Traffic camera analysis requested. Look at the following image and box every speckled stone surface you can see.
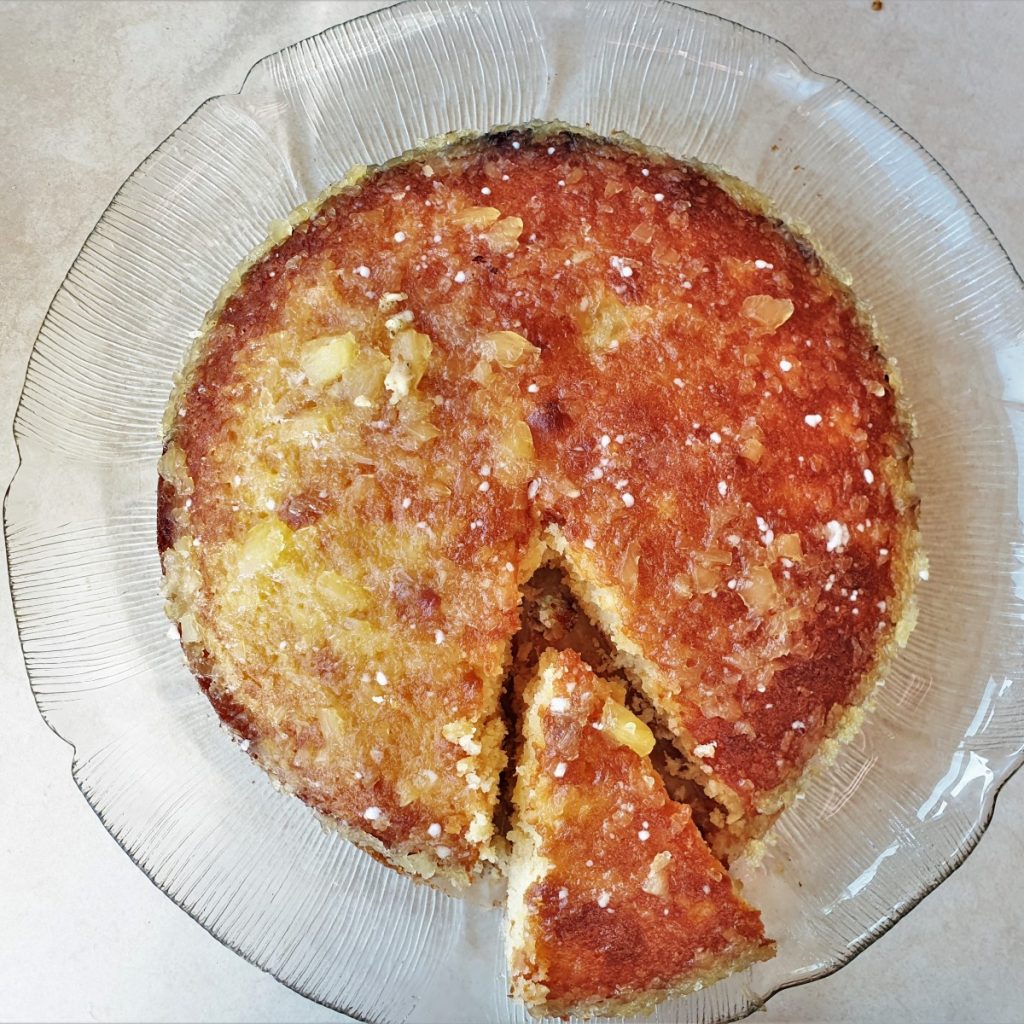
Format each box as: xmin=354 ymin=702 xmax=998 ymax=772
xmin=1 ymin=2 xmax=1021 ymax=1021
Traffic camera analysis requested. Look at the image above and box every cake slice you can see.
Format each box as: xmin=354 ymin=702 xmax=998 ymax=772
xmin=507 ymin=649 xmax=775 ymax=1018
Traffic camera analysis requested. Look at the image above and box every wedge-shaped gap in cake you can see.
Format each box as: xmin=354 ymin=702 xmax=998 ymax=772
xmin=507 ymin=551 xmax=761 ymax=863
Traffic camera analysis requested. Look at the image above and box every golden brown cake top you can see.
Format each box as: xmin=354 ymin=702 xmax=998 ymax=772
xmin=160 ymin=123 xmax=916 ymax=879
xmin=508 ymin=649 xmax=774 ymax=1017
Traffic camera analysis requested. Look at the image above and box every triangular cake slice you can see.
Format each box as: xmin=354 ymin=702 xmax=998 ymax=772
xmin=508 ymin=648 xmax=774 ymax=1018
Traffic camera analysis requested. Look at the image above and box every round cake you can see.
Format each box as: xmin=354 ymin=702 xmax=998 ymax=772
xmin=158 ymin=124 xmax=919 ymax=892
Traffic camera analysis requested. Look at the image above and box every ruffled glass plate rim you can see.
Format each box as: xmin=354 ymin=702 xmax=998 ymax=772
xmin=5 ymin=1 xmax=1024 ymax=1021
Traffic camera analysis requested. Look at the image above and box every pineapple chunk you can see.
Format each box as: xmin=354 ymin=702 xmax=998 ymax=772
xmin=740 ymin=435 xmax=765 ymax=463
xmin=740 ymin=565 xmax=779 ymax=614
xmin=471 ymin=358 xmax=493 ymax=385
xmin=485 ymin=215 xmax=524 ymax=252
xmin=741 ymin=295 xmax=794 ymax=332
xmin=452 ymin=205 xmax=501 ymax=228
xmin=600 ymin=698 xmax=655 ymax=757
xmin=774 ymin=533 xmax=803 ymax=561
xmin=579 ymin=292 xmax=653 ymax=355
xmin=318 ymin=705 xmax=348 ymax=746
xmin=301 ymin=332 xmax=358 ymax=386
xmin=340 ymin=348 xmax=390 ymax=405
xmin=314 ymin=570 xmax=371 ymax=615
xmin=641 ymin=851 xmax=673 ymax=897
xmin=502 ymin=419 xmax=535 ymax=462
xmin=691 ymin=562 xmax=721 ymax=594
xmin=237 ymin=520 xmax=287 ymax=577
xmin=480 ymin=330 xmax=539 ymax=367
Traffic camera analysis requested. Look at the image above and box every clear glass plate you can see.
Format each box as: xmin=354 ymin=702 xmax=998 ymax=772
xmin=6 ymin=1 xmax=1024 ymax=1021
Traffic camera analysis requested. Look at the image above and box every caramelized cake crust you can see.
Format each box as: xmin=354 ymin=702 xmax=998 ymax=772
xmin=160 ymin=123 xmax=917 ymax=883
xmin=508 ymin=649 xmax=774 ymax=1018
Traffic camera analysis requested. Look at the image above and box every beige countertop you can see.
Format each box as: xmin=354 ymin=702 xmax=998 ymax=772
xmin=1 ymin=2 xmax=1022 ymax=1021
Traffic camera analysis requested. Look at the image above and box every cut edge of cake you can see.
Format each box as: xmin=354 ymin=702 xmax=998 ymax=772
xmin=546 ymin=522 xmax=923 ymax=863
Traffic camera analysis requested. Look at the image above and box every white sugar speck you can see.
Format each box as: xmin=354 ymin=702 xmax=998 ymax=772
xmin=354 ymin=265 xmax=370 ymax=278
xmin=824 ymin=520 xmax=850 ymax=552
xmin=393 ymin=231 xmax=406 ymax=243
xmin=654 ymin=193 xmax=664 ymax=202
xmin=597 ymin=891 xmax=611 ymax=908
xmin=754 ymin=259 xmax=774 ymax=269
xmin=527 ymin=382 xmax=539 ymax=393
xmin=717 ymin=480 xmax=728 ymax=497
xmin=709 ymin=431 xmax=722 ymax=444
xmin=481 ymin=186 xmax=491 ymax=195
xmin=428 ymin=822 xmax=442 ymax=838
xmin=454 ymin=270 xmax=467 ymax=283
xmin=434 ymin=629 xmax=445 ymax=645
xmin=638 ymin=829 xmax=650 ymax=841
xmin=584 ymin=538 xmax=596 ymax=549
xmin=779 ymin=359 xmax=793 ymax=372
xmin=401 ymin=496 xmax=412 ymax=509
xmin=621 ymin=492 xmax=635 ymax=507
xmin=549 ymin=697 xmax=570 ymax=713
xmin=804 ymin=413 xmax=822 ymax=427
xmin=864 ymin=468 xmax=875 ymax=484
xmin=792 ymin=720 xmax=806 ymax=730
xmin=478 ymin=480 xmax=490 ymax=493
xmin=363 ymin=806 xmax=382 ymax=821
xmin=553 ymin=762 xmax=567 ymax=778
xmin=375 ymin=670 xmax=388 ymax=686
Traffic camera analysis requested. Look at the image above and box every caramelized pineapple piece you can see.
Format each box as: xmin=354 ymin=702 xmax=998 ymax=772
xmin=301 ymin=332 xmax=358 ymax=385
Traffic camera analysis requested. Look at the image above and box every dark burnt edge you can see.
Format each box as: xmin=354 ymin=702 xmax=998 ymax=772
xmin=2 ymin=0 xmax=1021 ymax=1021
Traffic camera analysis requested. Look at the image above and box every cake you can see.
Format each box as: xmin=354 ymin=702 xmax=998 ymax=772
xmin=508 ymin=648 xmax=775 ymax=1017
xmin=158 ymin=121 xmax=918 ymax=1007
